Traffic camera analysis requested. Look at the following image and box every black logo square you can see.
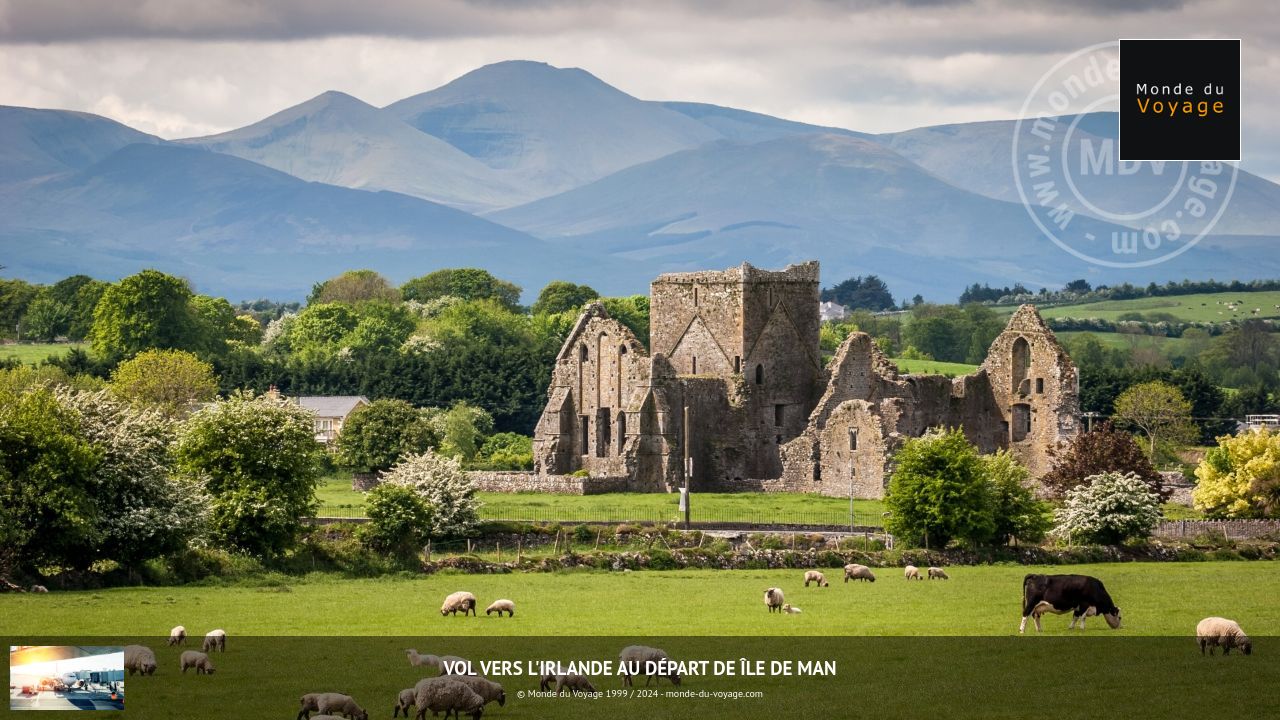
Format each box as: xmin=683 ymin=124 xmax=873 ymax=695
xmin=1120 ymin=39 xmax=1240 ymax=161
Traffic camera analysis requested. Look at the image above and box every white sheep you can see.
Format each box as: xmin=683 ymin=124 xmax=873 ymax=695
xmin=297 ymin=692 xmax=369 ymax=720
xmin=30 ymin=585 xmax=48 ymax=593
xmin=123 ymin=645 xmax=157 ymax=676
xmin=406 ymin=649 xmax=442 ymax=670
xmin=393 ymin=688 xmax=416 ymax=718
xmin=843 ymin=564 xmax=876 ymax=583
xmin=904 ymin=565 xmax=923 ymax=581
xmin=782 ymin=604 xmax=802 ymax=614
xmin=413 ymin=678 xmax=486 ymax=720
xmin=203 ymin=629 xmax=227 ymax=653
xmin=803 ymin=571 xmax=829 ymax=587
xmin=441 ymin=591 xmax=478 ymax=617
xmin=539 ymin=663 xmax=570 ymax=691
xmin=485 ymin=599 xmax=515 ymax=617
xmin=555 ymin=674 xmax=597 ymax=696
xmin=442 ymin=674 xmax=506 ymax=707
xmin=764 ymin=587 xmax=785 ymax=613
xmin=168 ymin=625 xmax=187 ymax=646
xmin=928 ymin=567 xmax=949 ymax=580
xmin=1196 ymin=617 xmax=1253 ymax=656
xmin=619 ymin=645 xmax=681 ymax=686
xmin=179 ymin=650 xmax=215 ymax=675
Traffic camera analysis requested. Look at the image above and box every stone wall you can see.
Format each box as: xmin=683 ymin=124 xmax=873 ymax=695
xmin=1154 ymin=519 xmax=1280 ymax=540
xmin=466 ymin=471 xmax=629 ymax=495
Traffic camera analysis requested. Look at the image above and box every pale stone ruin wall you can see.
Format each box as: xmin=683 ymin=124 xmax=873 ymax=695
xmin=531 ymin=262 xmax=1079 ymax=499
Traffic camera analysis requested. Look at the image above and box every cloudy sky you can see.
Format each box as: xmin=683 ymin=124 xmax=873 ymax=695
xmin=2 ymin=0 xmax=1277 ymax=178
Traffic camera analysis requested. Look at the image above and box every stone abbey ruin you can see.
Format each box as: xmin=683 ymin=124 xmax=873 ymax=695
xmin=531 ymin=262 xmax=1079 ymax=498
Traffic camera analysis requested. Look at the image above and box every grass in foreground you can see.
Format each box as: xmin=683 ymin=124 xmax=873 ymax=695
xmin=3 ymin=562 xmax=1274 ymax=637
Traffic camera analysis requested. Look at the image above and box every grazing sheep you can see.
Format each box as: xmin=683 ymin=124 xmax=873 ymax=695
xmin=619 ymin=645 xmax=681 ymax=687
xmin=123 ymin=645 xmax=157 ymax=676
xmin=393 ymin=688 xmax=417 ymax=718
xmin=168 ymin=625 xmax=187 ymax=646
xmin=413 ymin=678 xmax=486 ymax=720
xmin=782 ymin=604 xmax=802 ymax=614
xmin=485 ymin=599 xmax=515 ymax=617
xmin=441 ymin=591 xmax=478 ymax=617
xmin=539 ymin=663 xmax=571 ymax=691
xmin=764 ymin=587 xmax=785 ymax=613
xmin=803 ymin=571 xmax=829 ymax=587
xmin=1196 ymin=617 xmax=1253 ymax=656
xmin=406 ymin=649 xmax=442 ymax=670
xmin=30 ymin=585 xmax=48 ymax=593
xmin=928 ymin=567 xmax=949 ymax=580
xmin=443 ymin=675 xmax=506 ymax=707
xmin=179 ymin=650 xmax=215 ymax=675
xmin=203 ymin=629 xmax=226 ymax=653
xmin=555 ymin=674 xmax=597 ymax=696
xmin=843 ymin=564 xmax=876 ymax=583
xmin=904 ymin=565 xmax=923 ymax=581
xmin=297 ymin=692 xmax=369 ymax=720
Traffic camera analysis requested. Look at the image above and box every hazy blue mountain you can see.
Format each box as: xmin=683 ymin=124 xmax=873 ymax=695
xmin=384 ymin=60 xmax=721 ymax=198
xmin=0 ymin=106 xmax=160 ymax=184
xmin=491 ymin=132 xmax=1280 ymax=300
xmin=876 ymin=112 xmax=1280 ymax=236
xmin=181 ymin=91 xmax=530 ymax=212
xmin=0 ymin=142 xmax=618 ymax=299
xmin=658 ymin=101 xmax=867 ymax=143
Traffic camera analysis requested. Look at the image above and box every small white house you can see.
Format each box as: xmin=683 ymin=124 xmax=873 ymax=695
xmin=819 ymin=301 xmax=850 ymax=322
xmin=294 ymin=396 xmax=369 ymax=443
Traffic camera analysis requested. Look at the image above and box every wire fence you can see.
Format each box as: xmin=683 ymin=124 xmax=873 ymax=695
xmin=312 ymin=504 xmax=887 ymax=529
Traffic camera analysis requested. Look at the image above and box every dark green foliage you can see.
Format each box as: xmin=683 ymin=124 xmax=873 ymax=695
xmin=360 ymin=483 xmax=432 ymax=559
xmin=401 ymin=268 xmax=523 ymax=311
xmin=532 ymin=281 xmax=600 ymax=315
xmin=821 ymin=275 xmax=895 ymax=311
xmin=334 ymin=399 xmax=438 ymax=473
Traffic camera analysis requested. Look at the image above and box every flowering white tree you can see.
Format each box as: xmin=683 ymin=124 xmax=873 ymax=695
xmin=380 ymin=451 xmax=481 ymax=538
xmin=1053 ymin=471 xmax=1162 ymax=545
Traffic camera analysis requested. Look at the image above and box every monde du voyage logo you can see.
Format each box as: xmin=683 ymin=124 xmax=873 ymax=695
xmin=1013 ymin=40 xmax=1240 ymax=268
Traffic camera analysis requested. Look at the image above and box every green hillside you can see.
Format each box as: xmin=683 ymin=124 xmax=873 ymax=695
xmin=0 ymin=342 xmax=85 ymax=364
xmin=1001 ymin=291 xmax=1280 ymax=323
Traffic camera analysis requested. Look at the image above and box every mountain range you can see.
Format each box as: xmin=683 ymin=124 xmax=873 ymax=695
xmin=2 ymin=59 xmax=1277 ymax=301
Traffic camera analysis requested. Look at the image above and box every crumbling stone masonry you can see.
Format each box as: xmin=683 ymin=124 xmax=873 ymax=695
xmin=532 ymin=262 xmax=1079 ymax=498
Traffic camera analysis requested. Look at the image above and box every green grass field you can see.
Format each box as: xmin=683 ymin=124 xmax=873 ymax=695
xmin=889 ymin=357 xmax=980 ymax=376
xmin=1009 ymin=291 xmax=1280 ymax=323
xmin=1057 ymin=330 xmax=1193 ymax=354
xmin=0 ymin=341 xmax=85 ymax=364
xmin=2 ymin=562 xmax=1273 ymax=636
xmin=7 ymin=564 xmax=1274 ymax=719
xmin=317 ymin=476 xmax=887 ymax=525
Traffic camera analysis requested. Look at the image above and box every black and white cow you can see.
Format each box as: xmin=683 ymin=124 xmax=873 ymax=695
xmin=1020 ymin=574 xmax=1121 ymax=633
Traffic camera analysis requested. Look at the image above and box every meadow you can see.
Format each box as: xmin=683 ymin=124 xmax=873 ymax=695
xmin=889 ymin=357 xmax=979 ymax=376
xmin=1019 ymin=291 xmax=1280 ymax=323
xmin=0 ymin=341 xmax=84 ymax=364
xmin=6 ymin=563 xmax=1276 ymax=719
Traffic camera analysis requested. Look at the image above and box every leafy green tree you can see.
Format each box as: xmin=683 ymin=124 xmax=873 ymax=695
xmin=90 ymin=269 xmax=197 ymax=359
xmin=1193 ymin=429 xmax=1280 ymax=518
xmin=174 ymin=391 xmax=321 ymax=557
xmin=1114 ymin=381 xmax=1198 ymax=458
xmin=401 ymin=268 xmax=522 ymax=311
xmin=286 ymin=303 xmax=358 ymax=354
xmin=532 ymin=281 xmax=600 ymax=315
xmin=983 ymin=450 xmax=1051 ymax=544
xmin=360 ymin=483 xmax=432 ymax=558
xmin=884 ymin=429 xmax=995 ymax=547
xmin=1053 ymin=472 xmax=1161 ymax=544
xmin=0 ymin=278 xmax=38 ymax=341
xmin=189 ymin=295 xmax=241 ymax=357
xmin=109 ymin=349 xmax=218 ymax=417
xmin=1041 ymin=422 xmax=1163 ymax=498
xmin=474 ymin=432 xmax=534 ymax=470
xmin=21 ymin=293 xmax=72 ymax=341
xmin=0 ymin=386 xmax=102 ymax=571
xmin=600 ymin=295 xmax=651 ymax=348
xmin=342 ymin=303 xmax=416 ymax=357
xmin=335 ymin=399 xmax=438 ymax=473
xmin=309 ymin=269 xmax=400 ymax=305
xmin=377 ymin=451 xmax=480 ymax=538
xmin=429 ymin=402 xmax=495 ymax=463
xmin=820 ymin=275 xmax=895 ymax=311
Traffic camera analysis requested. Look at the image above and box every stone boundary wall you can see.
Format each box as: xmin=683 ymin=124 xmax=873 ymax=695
xmin=465 ymin=471 xmax=629 ymax=495
xmin=1155 ymin=519 xmax=1280 ymax=539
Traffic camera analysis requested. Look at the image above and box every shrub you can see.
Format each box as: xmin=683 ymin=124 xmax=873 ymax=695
xmin=360 ymin=484 xmax=433 ymax=559
xmin=379 ymin=451 xmax=481 ymax=539
xmin=983 ymin=450 xmax=1051 ymax=544
xmin=1053 ymin=472 xmax=1162 ymax=545
xmin=473 ymin=432 xmax=534 ymax=470
xmin=885 ymin=429 xmax=994 ymax=547
xmin=1193 ymin=429 xmax=1280 ymax=518
xmin=334 ymin=399 xmax=437 ymax=473
xmin=1042 ymin=422 xmax=1164 ymax=498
